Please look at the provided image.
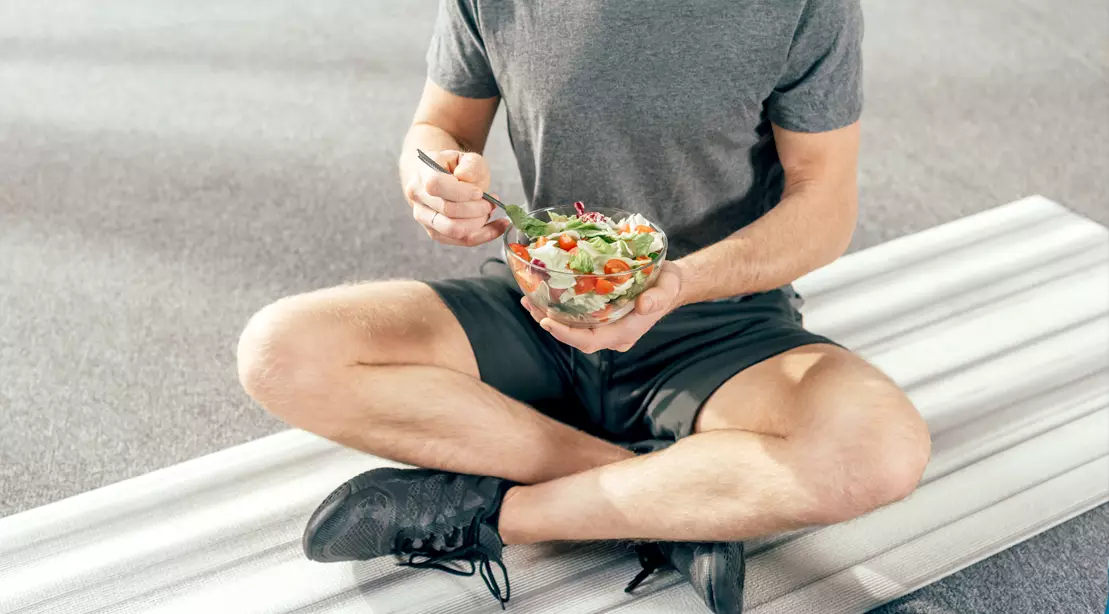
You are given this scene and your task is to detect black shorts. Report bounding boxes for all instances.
[428,260,837,444]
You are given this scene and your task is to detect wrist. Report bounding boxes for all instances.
[669,259,701,308]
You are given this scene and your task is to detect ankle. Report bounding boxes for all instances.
[494,485,532,546]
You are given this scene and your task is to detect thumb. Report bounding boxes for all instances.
[635,286,670,315]
[453,152,489,186]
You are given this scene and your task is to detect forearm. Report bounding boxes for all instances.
[675,179,857,305]
[398,123,464,193]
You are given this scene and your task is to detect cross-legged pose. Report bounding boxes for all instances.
[237,1,930,611]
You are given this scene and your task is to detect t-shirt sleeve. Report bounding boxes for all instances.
[426,0,499,99]
[767,0,863,133]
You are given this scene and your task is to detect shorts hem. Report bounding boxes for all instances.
[646,332,843,440]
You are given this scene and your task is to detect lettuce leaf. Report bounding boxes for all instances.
[547,211,572,222]
[586,237,615,254]
[568,250,594,273]
[505,204,551,238]
[563,219,606,232]
[631,233,654,257]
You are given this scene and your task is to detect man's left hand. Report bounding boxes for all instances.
[520,261,685,353]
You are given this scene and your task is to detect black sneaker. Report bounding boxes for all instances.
[626,541,746,613]
[619,439,746,613]
[303,467,515,607]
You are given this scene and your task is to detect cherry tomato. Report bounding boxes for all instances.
[594,278,615,295]
[603,259,632,283]
[635,224,654,234]
[534,236,549,248]
[557,235,577,251]
[636,257,654,276]
[574,276,596,294]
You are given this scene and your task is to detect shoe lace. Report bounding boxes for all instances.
[396,516,511,609]
[625,543,669,593]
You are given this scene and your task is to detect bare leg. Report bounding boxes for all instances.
[497,344,932,544]
[237,281,631,484]
[239,284,929,545]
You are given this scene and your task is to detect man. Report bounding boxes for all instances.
[237,1,931,611]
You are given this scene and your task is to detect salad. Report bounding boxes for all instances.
[505,202,665,324]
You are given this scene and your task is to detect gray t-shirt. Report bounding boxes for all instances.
[428,0,863,258]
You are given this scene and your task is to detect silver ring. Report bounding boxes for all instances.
[431,211,440,228]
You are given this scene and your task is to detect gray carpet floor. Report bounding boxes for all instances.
[1,0,1106,612]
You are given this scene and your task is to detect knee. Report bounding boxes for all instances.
[860,407,931,509]
[237,297,326,408]
[804,384,931,524]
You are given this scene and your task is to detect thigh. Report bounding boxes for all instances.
[695,343,903,438]
[255,279,481,376]
[624,289,837,441]
[427,271,574,405]
[243,273,570,405]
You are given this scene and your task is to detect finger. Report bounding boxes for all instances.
[538,317,606,354]
[519,297,546,323]
[424,170,484,203]
[635,269,681,315]
[453,152,489,185]
[461,218,510,245]
[412,201,488,240]
[431,149,462,171]
[416,190,491,220]
[445,199,496,219]
[423,225,468,246]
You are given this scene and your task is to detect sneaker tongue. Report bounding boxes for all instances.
[475,522,505,559]
[476,479,515,530]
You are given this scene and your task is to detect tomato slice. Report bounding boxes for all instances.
[574,276,596,294]
[636,257,654,276]
[509,243,530,262]
[635,224,654,234]
[515,269,541,293]
[557,234,577,251]
[603,259,632,283]
[594,278,615,295]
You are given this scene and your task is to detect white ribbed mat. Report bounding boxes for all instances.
[2,195,1106,614]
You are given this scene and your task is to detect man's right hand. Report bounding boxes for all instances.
[404,150,511,246]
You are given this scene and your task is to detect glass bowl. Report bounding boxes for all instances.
[502,205,668,329]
